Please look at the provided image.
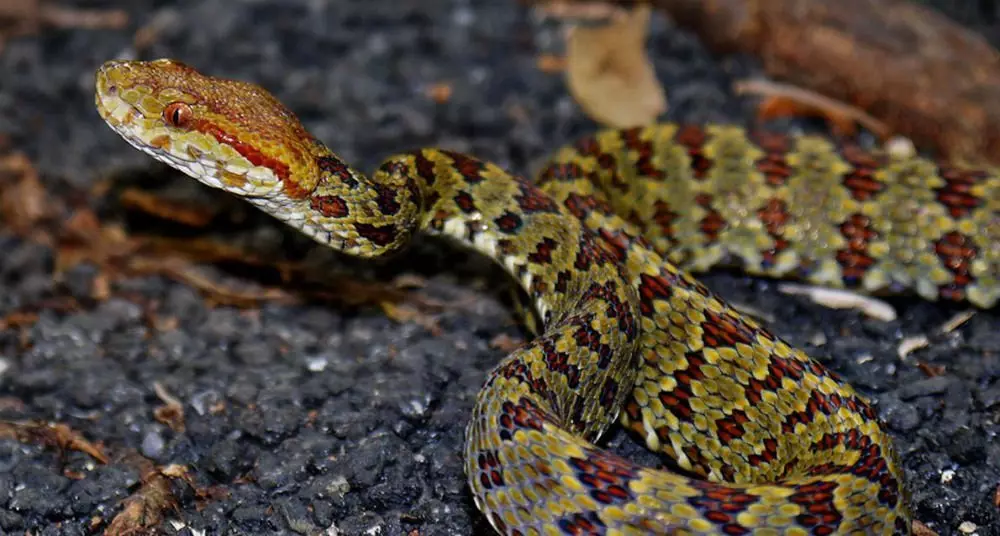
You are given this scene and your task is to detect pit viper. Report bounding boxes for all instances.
[94,58,1000,535]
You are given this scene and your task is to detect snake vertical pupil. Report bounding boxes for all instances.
[163,102,192,128]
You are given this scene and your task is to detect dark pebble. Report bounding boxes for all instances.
[897,375,953,399]
[0,509,24,531]
[945,426,988,465]
[980,379,1000,408]
[64,466,134,515]
[337,512,389,536]
[254,450,309,491]
[230,501,273,527]
[878,394,922,432]
[205,438,245,480]
[274,497,318,534]
[8,467,69,517]
[60,263,99,301]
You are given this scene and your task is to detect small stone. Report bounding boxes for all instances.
[941,469,955,484]
[946,427,987,465]
[897,376,952,400]
[62,263,99,300]
[958,521,977,533]
[140,429,166,458]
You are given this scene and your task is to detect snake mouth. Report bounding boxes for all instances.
[94,61,212,188]
[94,61,133,125]
[94,61,288,201]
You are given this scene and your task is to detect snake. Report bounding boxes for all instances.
[93,58,1000,535]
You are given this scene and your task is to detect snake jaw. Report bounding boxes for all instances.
[96,60,333,203]
[95,60,288,200]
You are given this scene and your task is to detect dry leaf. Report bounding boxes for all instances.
[777,283,897,321]
[381,301,443,336]
[118,188,217,227]
[0,420,108,464]
[152,382,186,434]
[0,152,51,236]
[105,453,179,536]
[564,5,666,127]
[897,335,930,359]
[912,520,939,536]
[489,333,524,352]
[734,79,892,139]
[0,0,127,55]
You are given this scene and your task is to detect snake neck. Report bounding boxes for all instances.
[253,149,425,258]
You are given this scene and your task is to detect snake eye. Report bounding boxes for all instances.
[163,102,192,128]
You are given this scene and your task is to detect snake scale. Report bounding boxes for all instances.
[94,59,999,535]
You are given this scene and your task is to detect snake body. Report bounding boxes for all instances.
[94,59,999,534]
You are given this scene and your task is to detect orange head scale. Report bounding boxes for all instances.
[95,59,419,258]
[95,58,328,200]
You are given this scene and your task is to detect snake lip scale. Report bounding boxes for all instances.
[94,58,998,535]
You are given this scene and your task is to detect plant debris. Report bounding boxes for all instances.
[547,3,667,127]
[776,283,897,321]
[152,382,186,434]
[0,420,108,464]
[0,149,439,325]
[733,79,892,140]
[0,0,127,55]
[105,453,188,536]
[118,187,220,228]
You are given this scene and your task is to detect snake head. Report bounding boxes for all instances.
[95,59,323,199]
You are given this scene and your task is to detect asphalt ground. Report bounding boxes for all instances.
[0,1,998,534]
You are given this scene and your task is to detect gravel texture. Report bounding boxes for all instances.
[1,1,999,535]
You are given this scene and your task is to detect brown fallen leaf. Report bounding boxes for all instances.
[118,187,218,227]
[194,484,231,511]
[4,146,453,336]
[912,519,939,536]
[0,0,127,55]
[105,453,180,536]
[916,361,946,378]
[734,79,892,140]
[44,200,427,312]
[381,301,444,337]
[0,297,82,334]
[0,0,127,31]
[0,311,39,331]
[0,420,108,464]
[561,4,667,127]
[152,382,185,434]
[129,257,299,309]
[489,333,524,352]
[0,152,53,238]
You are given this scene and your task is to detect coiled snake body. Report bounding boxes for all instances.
[95,59,999,534]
